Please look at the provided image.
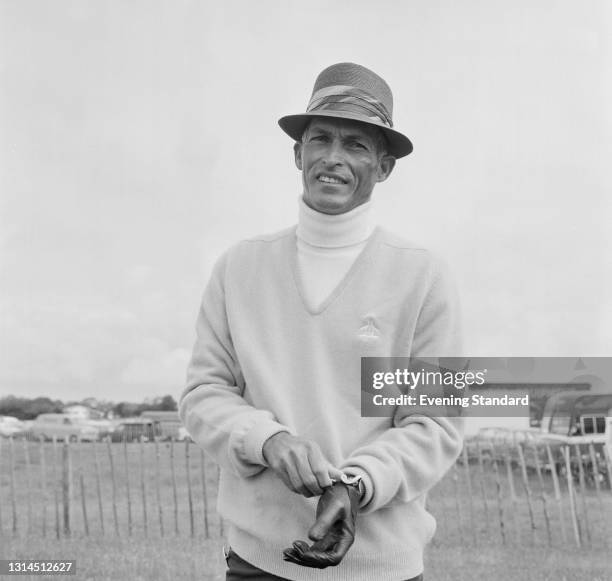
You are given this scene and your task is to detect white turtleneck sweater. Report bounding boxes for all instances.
[296,197,375,311]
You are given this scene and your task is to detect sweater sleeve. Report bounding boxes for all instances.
[179,251,292,477]
[340,256,464,513]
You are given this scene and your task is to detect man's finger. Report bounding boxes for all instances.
[284,462,307,494]
[283,548,330,569]
[284,545,340,569]
[296,457,323,496]
[282,541,309,564]
[328,466,345,482]
[282,549,302,565]
[307,448,334,490]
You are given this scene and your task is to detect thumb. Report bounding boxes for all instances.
[308,502,338,542]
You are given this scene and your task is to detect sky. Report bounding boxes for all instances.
[1,1,611,403]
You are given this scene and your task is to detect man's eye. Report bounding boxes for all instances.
[310,135,327,142]
[351,142,367,149]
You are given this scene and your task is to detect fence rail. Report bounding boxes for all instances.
[1,437,610,550]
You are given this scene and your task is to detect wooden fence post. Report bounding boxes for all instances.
[39,438,48,537]
[53,437,60,539]
[217,463,224,538]
[155,438,164,537]
[531,443,552,546]
[139,437,148,537]
[200,448,209,539]
[503,451,519,544]
[490,445,505,545]
[8,437,18,534]
[75,440,89,536]
[62,441,71,537]
[573,444,591,545]
[545,443,566,543]
[23,438,32,534]
[123,439,133,536]
[516,443,536,543]
[461,446,476,545]
[603,446,612,492]
[185,440,194,538]
[106,437,119,536]
[563,445,581,548]
[170,438,179,535]
[475,440,490,535]
[93,441,105,535]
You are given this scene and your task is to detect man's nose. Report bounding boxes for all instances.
[322,140,345,165]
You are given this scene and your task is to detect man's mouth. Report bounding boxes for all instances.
[317,174,347,184]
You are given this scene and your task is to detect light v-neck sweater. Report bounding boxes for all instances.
[181,226,463,581]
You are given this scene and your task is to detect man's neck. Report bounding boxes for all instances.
[296,196,374,248]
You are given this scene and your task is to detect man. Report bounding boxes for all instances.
[180,63,463,581]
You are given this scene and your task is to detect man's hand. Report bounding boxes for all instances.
[282,482,361,568]
[262,432,344,497]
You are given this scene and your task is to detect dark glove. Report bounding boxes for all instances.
[282,481,361,569]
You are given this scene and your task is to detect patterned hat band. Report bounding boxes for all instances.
[306,85,393,128]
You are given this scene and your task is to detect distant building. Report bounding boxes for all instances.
[63,404,104,420]
[140,410,187,440]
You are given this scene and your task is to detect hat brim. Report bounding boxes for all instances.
[278,110,413,158]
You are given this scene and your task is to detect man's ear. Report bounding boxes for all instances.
[376,155,396,183]
[294,142,303,171]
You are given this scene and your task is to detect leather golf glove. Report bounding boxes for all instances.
[283,479,361,568]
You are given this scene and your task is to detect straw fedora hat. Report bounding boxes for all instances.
[278,62,413,158]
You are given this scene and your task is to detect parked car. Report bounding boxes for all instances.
[86,418,114,440]
[110,418,161,442]
[0,415,26,438]
[30,413,99,442]
[541,391,612,438]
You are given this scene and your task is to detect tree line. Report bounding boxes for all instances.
[0,394,177,420]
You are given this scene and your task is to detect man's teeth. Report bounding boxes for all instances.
[318,175,344,184]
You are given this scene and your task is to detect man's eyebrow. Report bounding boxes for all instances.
[307,126,331,135]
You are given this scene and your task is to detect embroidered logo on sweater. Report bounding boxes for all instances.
[358,317,380,339]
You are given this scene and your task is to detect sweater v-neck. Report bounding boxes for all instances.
[288,225,382,316]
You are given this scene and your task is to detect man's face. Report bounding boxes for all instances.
[294,117,395,215]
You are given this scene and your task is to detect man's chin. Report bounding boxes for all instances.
[304,190,353,215]
[310,202,351,215]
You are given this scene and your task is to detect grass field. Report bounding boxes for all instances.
[2,534,610,581]
[425,462,612,581]
[1,439,611,580]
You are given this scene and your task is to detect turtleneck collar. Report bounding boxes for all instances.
[296,195,375,248]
